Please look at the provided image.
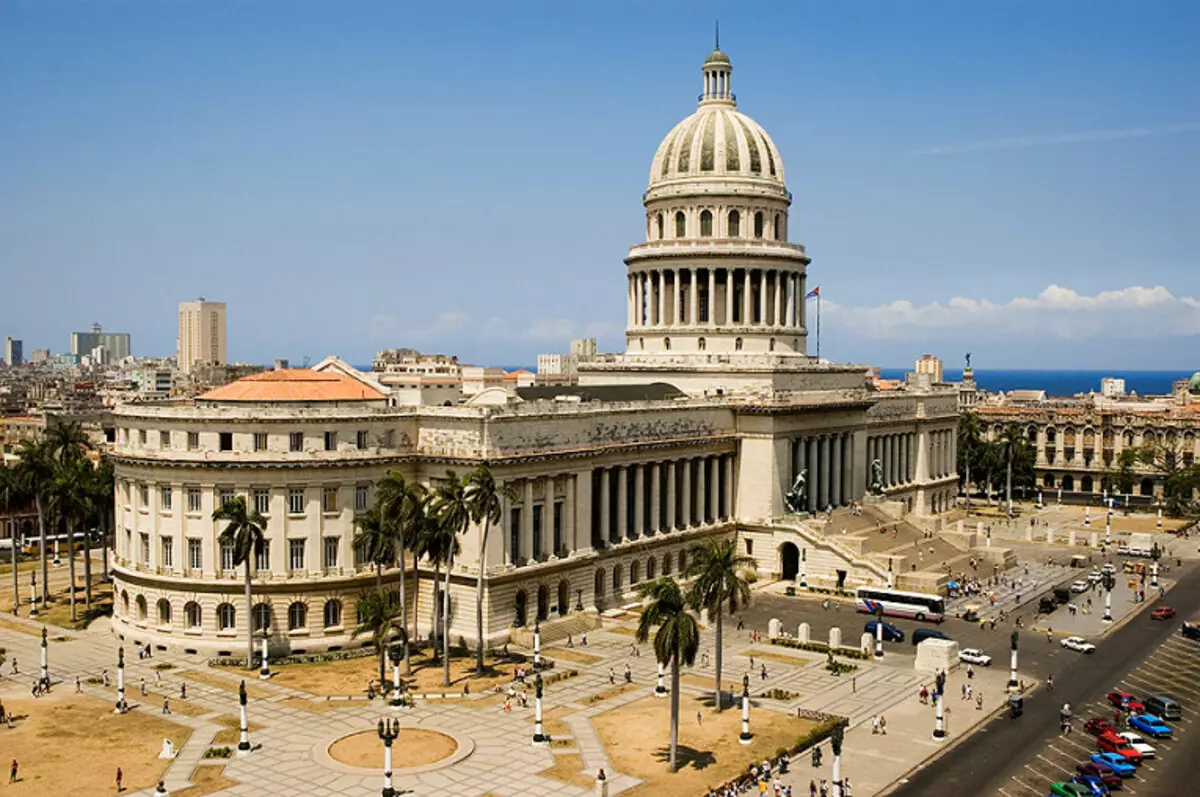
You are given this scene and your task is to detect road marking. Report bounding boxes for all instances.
[997,787,1017,797]
[1009,776,1044,795]
[1057,734,1094,754]
[1022,765,1053,785]
[1036,754,1073,775]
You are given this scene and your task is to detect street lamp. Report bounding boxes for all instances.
[1008,630,1019,692]
[532,672,548,746]
[377,718,400,797]
[654,661,667,697]
[739,676,752,744]
[1102,572,1115,623]
[933,669,947,741]
[40,626,49,689]
[873,605,884,661]
[533,619,541,669]
[115,646,127,713]
[29,573,38,617]
[831,724,845,797]
[389,643,404,708]
[237,680,252,755]
[799,548,807,590]
[259,623,271,680]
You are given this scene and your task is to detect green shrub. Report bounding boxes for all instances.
[203,747,232,759]
[152,662,175,671]
[768,637,869,660]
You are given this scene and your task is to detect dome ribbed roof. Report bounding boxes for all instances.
[704,48,730,65]
[648,104,785,188]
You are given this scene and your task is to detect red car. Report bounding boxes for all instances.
[1076,762,1123,790]
[1151,606,1176,620]
[1097,732,1144,763]
[1107,691,1145,713]
[1085,717,1114,736]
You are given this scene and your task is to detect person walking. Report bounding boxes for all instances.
[116,766,123,792]
[697,710,703,725]
[9,658,16,675]
[162,697,171,715]
[879,714,887,734]
[9,759,17,784]
[608,667,615,684]
[180,683,187,700]
[140,678,147,696]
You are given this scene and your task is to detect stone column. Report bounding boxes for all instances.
[690,269,700,326]
[617,466,629,540]
[564,474,576,554]
[817,437,830,509]
[666,462,677,530]
[633,464,645,538]
[656,270,665,326]
[831,434,843,506]
[916,430,929,484]
[743,269,752,324]
[695,457,707,524]
[725,268,735,324]
[707,268,716,325]
[672,269,682,325]
[842,434,854,503]
[724,455,735,519]
[681,459,692,528]
[773,271,782,326]
[649,463,662,533]
[908,433,917,482]
[807,437,820,513]
[522,479,534,562]
[882,436,891,486]
[709,457,720,521]
[599,469,611,543]
[786,273,795,327]
[627,275,635,327]
[759,270,768,325]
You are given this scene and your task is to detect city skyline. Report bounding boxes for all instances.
[2,1,1197,369]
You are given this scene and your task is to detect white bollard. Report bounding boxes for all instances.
[115,646,126,713]
[534,622,541,668]
[238,680,251,754]
[768,618,782,638]
[739,687,752,744]
[40,627,48,686]
[1046,528,1054,545]
[933,691,946,741]
[828,627,842,650]
[798,623,810,644]
[259,634,271,680]
[1009,645,1019,692]
[655,661,667,697]
[875,620,884,660]
[1068,530,1076,547]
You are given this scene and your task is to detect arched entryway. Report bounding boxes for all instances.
[514,590,528,627]
[779,542,800,581]
[1081,475,1094,493]
[557,580,569,616]
[594,569,605,597]
[1062,475,1075,492]
[536,584,550,622]
[1043,473,1056,488]
[1140,478,1154,496]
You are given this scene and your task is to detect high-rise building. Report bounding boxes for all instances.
[70,323,131,361]
[177,299,227,373]
[4,337,23,366]
[914,354,944,383]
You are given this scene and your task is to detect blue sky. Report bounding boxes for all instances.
[2,1,1198,370]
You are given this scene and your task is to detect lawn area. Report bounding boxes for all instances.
[0,576,112,630]
[536,753,595,789]
[544,647,603,665]
[0,692,191,795]
[257,649,522,696]
[173,766,238,797]
[592,692,818,797]
[328,728,457,769]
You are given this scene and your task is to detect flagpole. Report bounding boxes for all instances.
[816,292,821,360]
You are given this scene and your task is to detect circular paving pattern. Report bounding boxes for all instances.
[315,724,475,775]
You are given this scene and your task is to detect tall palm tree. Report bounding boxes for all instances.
[13,439,53,605]
[685,537,753,712]
[376,471,421,674]
[47,458,91,622]
[405,484,433,653]
[635,577,700,773]
[957,411,983,510]
[352,589,406,686]
[43,420,93,613]
[82,456,114,605]
[0,466,28,615]
[464,464,514,673]
[430,471,468,687]
[998,423,1031,516]
[352,506,393,592]
[212,496,268,670]
[44,420,92,466]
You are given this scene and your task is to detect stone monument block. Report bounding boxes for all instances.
[957,520,964,533]
[1068,530,1076,547]
[914,638,960,674]
[158,739,177,760]
[860,632,873,654]
[1046,528,1054,545]
[829,626,842,650]
[768,618,782,638]
[798,623,810,644]
[1090,532,1099,548]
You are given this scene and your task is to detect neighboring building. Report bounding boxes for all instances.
[135,366,174,400]
[29,348,50,364]
[1101,377,1127,398]
[177,300,227,373]
[107,46,959,658]
[370,349,462,403]
[914,354,943,384]
[71,323,131,361]
[1,414,45,455]
[4,337,22,367]
[537,338,599,386]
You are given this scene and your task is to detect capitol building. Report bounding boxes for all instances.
[109,47,959,656]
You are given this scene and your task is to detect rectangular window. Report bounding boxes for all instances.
[220,539,235,572]
[217,487,234,508]
[323,537,339,568]
[356,430,368,449]
[289,432,303,452]
[139,429,147,445]
[382,429,394,448]
[322,486,338,513]
[255,540,270,571]
[288,488,305,515]
[219,432,233,451]
[187,431,199,450]
[254,432,267,452]
[253,488,270,516]
[509,507,522,562]
[187,488,202,514]
[124,529,131,559]
[140,533,150,563]
[139,483,149,507]
[159,430,170,449]
[324,431,337,451]
[553,501,563,554]
[161,536,173,568]
[532,504,543,559]
[160,486,172,512]
[123,481,131,506]
[187,538,202,570]
[746,538,754,555]
[355,485,369,512]
[288,539,305,571]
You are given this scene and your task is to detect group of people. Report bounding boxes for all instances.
[706,754,802,796]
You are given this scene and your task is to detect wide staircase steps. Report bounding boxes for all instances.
[509,612,602,648]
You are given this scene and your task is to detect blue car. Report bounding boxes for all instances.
[1128,714,1172,738]
[865,620,904,642]
[1090,753,1136,778]
[1072,775,1111,796]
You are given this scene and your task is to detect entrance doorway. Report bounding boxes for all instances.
[780,542,800,580]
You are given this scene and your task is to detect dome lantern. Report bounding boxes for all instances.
[701,25,734,105]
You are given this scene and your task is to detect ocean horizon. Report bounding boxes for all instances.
[879,368,1191,398]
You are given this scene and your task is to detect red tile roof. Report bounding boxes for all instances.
[200,369,386,402]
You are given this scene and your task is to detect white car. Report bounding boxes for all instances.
[1118,545,1132,555]
[1088,570,1103,583]
[1061,636,1096,653]
[1101,563,1116,575]
[1117,731,1156,758]
[959,648,993,666]
[1071,580,1089,593]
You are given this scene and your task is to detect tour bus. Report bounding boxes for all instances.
[14,529,100,556]
[856,587,945,623]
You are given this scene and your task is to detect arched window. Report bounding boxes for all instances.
[664,337,671,351]
[323,599,342,628]
[184,601,201,629]
[136,595,147,621]
[120,590,129,616]
[753,211,764,238]
[728,210,740,237]
[288,602,308,631]
[630,560,640,584]
[612,564,622,591]
[656,213,664,240]
[217,603,236,631]
[594,568,605,597]
[647,556,657,580]
[774,213,782,240]
[675,211,686,238]
[698,337,706,351]
[662,552,672,575]
[700,210,713,237]
[735,338,744,351]
[678,550,687,572]
[1062,475,1075,492]
[1043,473,1055,488]
[769,338,776,352]
[157,598,172,625]
[252,602,271,633]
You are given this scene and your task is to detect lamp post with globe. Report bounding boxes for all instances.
[378,718,400,797]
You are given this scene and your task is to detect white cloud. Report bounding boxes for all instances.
[825,284,1200,340]
[913,122,1200,155]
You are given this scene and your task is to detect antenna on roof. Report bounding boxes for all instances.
[715,21,719,49]
[302,355,311,368]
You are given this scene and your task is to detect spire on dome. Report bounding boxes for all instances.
[701,37,733,105]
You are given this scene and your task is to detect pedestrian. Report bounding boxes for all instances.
[75,675,82,693]
[843,778,852,797]
[609,668,615,685]
[503,696,511,712]
[961,684,967,700]
[750,655,755,669]
[879,714,887,734]
[141,678,147,696]
[102,669,110,687]
[852,677,857,693]
[9,759,17,784]
[809,780,817,797]
[116,767,123,792]
[162,697,171,715]
[761,664,768,681]
[179,682,186,700]
[967,664,974,680]
[624,663,632,683]
[581,631,588,646]
[871,715,879,734]
[566,634,573,648]
[154,668,162,685]
[738,618,745,631]
[976,693,983,711]
[697,710,703,725]
[9,658,16,675]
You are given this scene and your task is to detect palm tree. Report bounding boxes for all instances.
[635,577,700,773]
[0,466,28,615]
[352,589,406,686]
[43,420,93,614]
[685,537,753,712]
[13,439,53,605]
[957,411,983,510]
[998,423,1032,516]
[352,506,393,592]
[464,465,514,673]
[47,458,91,622]
[430,471,468,687]
[376,471,422,674]
[212,496,268,670]
[405,484,433,654]
[82,456,114,605]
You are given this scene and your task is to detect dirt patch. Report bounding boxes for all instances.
[172,765,238,797]
[0,617,47,637]
[592,692,818,797]
[545,648,603,665]
[581,682,639,705]
[681,673,722,692]
[182,669,274,699]
[524,705,574,738]
[211,715,264,745]
[739,649,820,668]
[280,697,344,713]
[537,753,595,789]
[604,626,638,637]
[37,581,113,630]
[254,650,519,697]
[0,693,191,795]
[328,728,457,769]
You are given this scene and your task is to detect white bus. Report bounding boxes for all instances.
[856,587,945,623]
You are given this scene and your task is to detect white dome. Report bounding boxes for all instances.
[649,104,785,189]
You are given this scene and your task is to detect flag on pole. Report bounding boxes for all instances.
[806,286,820,298]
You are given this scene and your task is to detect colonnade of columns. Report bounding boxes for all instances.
[867,432,916,489]
[627,267,805,329]
[929,429,955,480]
[593,454,734,547]
[789,432,854,512]
[502,475,576,566]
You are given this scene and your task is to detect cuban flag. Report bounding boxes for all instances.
[806,286,820,298]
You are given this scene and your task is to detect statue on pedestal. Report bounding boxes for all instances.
[869,459,885,496]
[784,469,808,514]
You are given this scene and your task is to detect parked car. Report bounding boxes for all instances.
[912,628,950,646]
[1049,782,1093,797]
[1151,606,1176,620]
[1143,695,1181,720]
[864,620,904,643]
[1071,580,1090,593]
[1089,753,1136,778]
[1101,563,1116,574]
[959,648,992,666]
[1096,733,1143,764]
[1128,714,1172,738]
[1055,587,1073,604]
[1039,596,1059,614]
[1088,570,1104,583]
[1183,622,1200,641]
[1107,691,1145,713]
[1115,732,1155,758]
[1084,717,1114,736]
[1118,545,1131,555]
[1070,776,1110,797]
[1062,636,1097,653]
[1075,762,1122,790]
